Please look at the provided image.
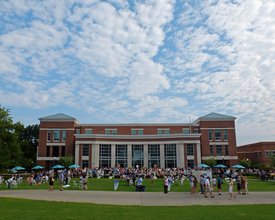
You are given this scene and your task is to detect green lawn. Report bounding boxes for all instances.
[1,176,275,192]
[0,197,274,220]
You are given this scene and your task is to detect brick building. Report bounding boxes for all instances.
[237,142,275,167]
[37,112,238,169]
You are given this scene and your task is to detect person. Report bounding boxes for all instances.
[7,176,14,189]
[164,176,168,194]
[137,176,143,191]
[58,171,64,191]
[199,175,205,194]
[217,174,223,195]
[192,176,198,194]
[228,177,236,199]
[49,175,54,191]
[204,176,214,198]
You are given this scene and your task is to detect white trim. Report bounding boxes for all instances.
[200,127,235,130]
[75,133,201,139]
[105,128,118,131]
[187,156,195,160]
[37,157,60,161]
[82,156,89,160]
[202,156,238,160]
[209,142,229,145]
[40,128,75,131]
[46,143,66,146]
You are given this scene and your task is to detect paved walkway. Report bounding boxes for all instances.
[1,190,275,206]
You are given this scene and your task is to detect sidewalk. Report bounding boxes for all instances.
[1,190,275,206]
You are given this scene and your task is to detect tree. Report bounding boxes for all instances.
[239,158,251,168]
[270,155,275,168]
[204,157,217,168]
[17,124,39,169]
[0,106,22,170]
[59,155,74,168]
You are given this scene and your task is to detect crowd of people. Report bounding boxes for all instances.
[1,167,274,200]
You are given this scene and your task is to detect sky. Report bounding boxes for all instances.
[0,0,275,146]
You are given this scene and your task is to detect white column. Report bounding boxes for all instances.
[111,144,116,167]
[143,144,148,168]
[75,143,80,165]
[92,144,99,168]
[196,142,201,165]
[181,143,185,169]
[160,144,165,169]
[177,143,184,168]
[127,144,132,168]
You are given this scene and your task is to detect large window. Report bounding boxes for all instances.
[216,145,222,156]
[223,129,228,141]
[82,160,89,168]
[105,129,118,135]
[53,146,59,157]
[215,129,222,141]
[183,128,190,134]
[187,160,194,169]
[131,129,143,135]
[224,145,229,156]
[82,144,89,156]
[62,130,66,142]
[99,144,111,168]
[187,144,194,156]
[116,145,128,168]
[61,146,65,157]
[53,130,60,142]
[148,144,160,168]
[132,145,144,168]
[208,130,213,141]
[164,144,177,168]
[157,128,170,135]
[85,129,93,134]
[47,131,51,142]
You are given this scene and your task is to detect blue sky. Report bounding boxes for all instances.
[0,0,275,145]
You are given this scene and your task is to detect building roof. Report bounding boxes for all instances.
[39,113,77,122]
[194,112,236,123]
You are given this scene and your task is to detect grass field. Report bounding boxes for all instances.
[0,197,274,220]
[1,176,275,192]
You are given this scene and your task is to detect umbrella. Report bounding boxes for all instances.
[197,163,210,168]
[68,164,80,169]
[11,166,25,171]
[232,164,245,169]
[32,165,45,170]
[51,164,64,169]
[214,164,227,168]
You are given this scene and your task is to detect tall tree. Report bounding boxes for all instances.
[0,106,22,170]
[18,124,39,168]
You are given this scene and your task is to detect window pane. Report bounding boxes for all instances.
[115,145,127,168]
[216,145,222,156]
[164,144,177,168]
[82,144,89,156]
[148,144,160,168]
[223,130,228,141]
[99,144,111,168]
[215,129,222,141]
[132,145,144,168]
[62,130,66,142]
[208,130,213,141]
[53,130,60,142]
[187,144,194,156]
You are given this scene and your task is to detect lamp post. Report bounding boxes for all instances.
[53,157,56,166]
[246,158,249,168]
[222,156,225,165]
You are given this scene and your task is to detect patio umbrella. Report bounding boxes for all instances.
[11,166,25,171]
[32,165,45,170]
[51,164,64,169]
[68,164,80,169]
[197,163,210,168]
[232,164,245,169]
[214,164,227,168]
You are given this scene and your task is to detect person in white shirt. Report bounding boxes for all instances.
[204,177,214,198]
